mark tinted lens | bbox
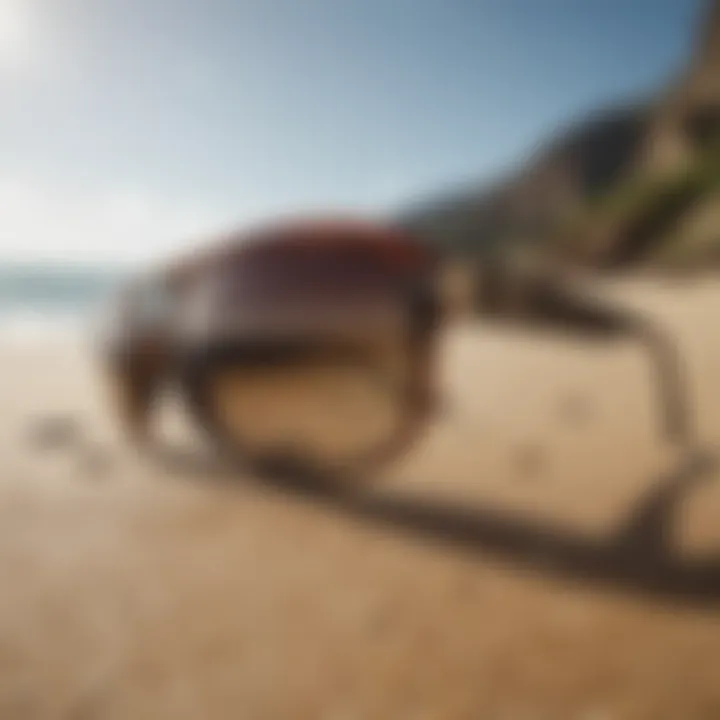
[202,337,415,473]
[179,232,438,475]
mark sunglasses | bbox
[99,219,691,479]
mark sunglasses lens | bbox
[202,338,414,473]
[177,232,439,474]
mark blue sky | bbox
[0,0,704,263]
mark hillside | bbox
[399,105,651,259]
[399,0,720,272]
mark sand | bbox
[1,277,720,719]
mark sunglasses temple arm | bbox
[628,317,692,446]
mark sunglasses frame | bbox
[100,220,444,476]
[99,219,693,479]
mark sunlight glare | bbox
[0,0,33,72]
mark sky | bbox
[0,0,705,265]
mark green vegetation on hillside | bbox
[554,141,720,268]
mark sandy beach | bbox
[1,277,720,719]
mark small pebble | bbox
[515,444,545,477]
[558,392,594,424]
[27,416,82,450]
[78,444,116,479]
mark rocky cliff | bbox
[400,0,720,270]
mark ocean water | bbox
[0,264,127,342]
